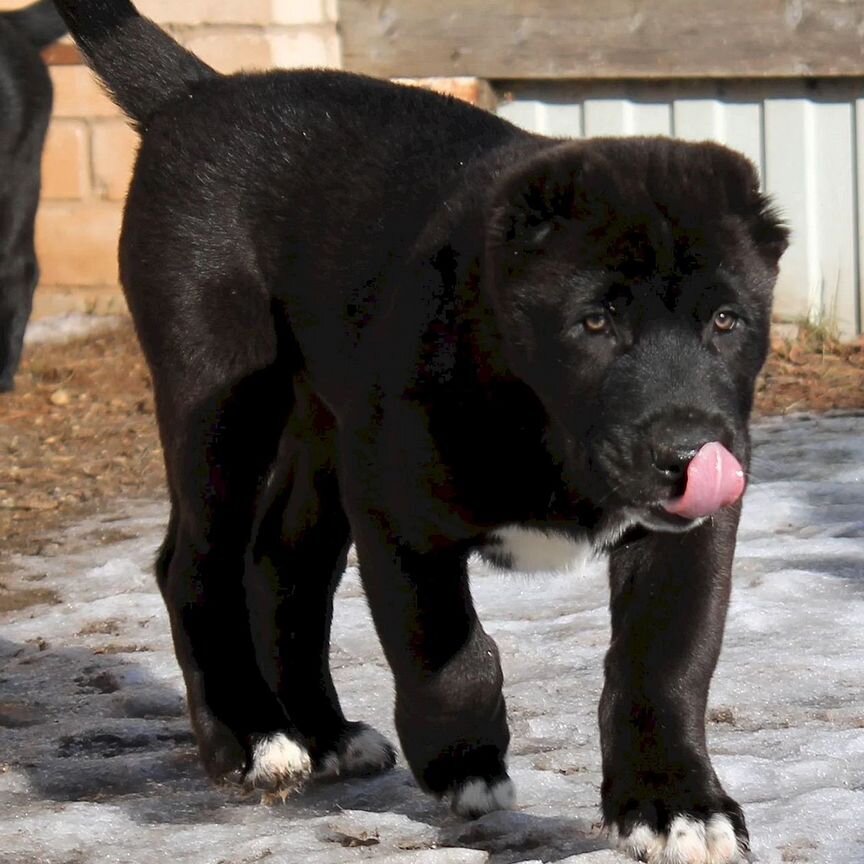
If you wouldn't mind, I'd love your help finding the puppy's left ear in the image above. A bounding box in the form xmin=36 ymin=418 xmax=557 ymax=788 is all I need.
xmin=747 ymin=194 xmax=789 ymax=270
xmin=714 ymin=147 xmax=789 ymax=269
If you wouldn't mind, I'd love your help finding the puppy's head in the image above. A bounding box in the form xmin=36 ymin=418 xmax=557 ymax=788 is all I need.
xmin=485 ymin=137 xmax=788 ymax=531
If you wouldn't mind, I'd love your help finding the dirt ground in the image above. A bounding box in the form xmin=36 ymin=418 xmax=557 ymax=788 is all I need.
xmin=0 ymin=322 xmax=160 ymax=558
xmin=2 ymin=317 xmax=864 ymax=558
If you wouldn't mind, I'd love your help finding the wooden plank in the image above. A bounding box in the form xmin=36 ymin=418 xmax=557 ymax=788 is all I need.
xmin=341 ymin=0 xmax=864 ymax=79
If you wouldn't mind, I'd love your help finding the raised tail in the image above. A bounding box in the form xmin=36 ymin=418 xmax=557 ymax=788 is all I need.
xmin=3 ymin=0 xmax=67 ymax=48
xmin=51 ymin=0 xmax=217 ymax=127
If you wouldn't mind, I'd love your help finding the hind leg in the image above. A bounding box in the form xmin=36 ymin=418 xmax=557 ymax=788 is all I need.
xmin=137 ymin=264 xmax=322 ymax=787
xmin=152 ymin=333 xmax=313 ymax=790
xmin=246 ymin=389 xmax=395 ymax=782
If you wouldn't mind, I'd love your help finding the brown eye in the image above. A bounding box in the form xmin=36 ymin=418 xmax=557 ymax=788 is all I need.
xmin=713 ymin=310 xmax=739 ymax=333
xmin=583 ymin=312 xmax=610 ymax=334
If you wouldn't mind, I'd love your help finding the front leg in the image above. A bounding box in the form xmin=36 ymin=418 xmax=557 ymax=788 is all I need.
xmin=352 ymin=523 xmax=513 ymax=818
xmin=601 ymin=507 xmax=748 ymax=863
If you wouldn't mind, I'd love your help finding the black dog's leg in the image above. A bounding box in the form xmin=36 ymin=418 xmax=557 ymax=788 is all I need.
xmin=351 ymin=526 xmax=512 ymax=817
xmin=0 ymin=250 xmax=37 ymax=392
xmin=156 ymin=366 xmax=314 ymax=792
xmin=246 ymin=404 xmax=395 ymax=781
xmin=601 ymin=507 xmax=748 ymax=863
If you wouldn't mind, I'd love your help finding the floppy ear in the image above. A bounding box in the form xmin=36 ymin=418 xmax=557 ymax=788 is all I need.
xmin=487 ymin=143 xmax=583 ymax=250
xmin=747 ymin=195 xmax=789 ymax=269
xmin=708 ymin=144 xmax=789 ymax=269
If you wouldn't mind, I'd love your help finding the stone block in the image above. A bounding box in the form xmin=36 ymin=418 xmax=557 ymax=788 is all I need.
xmin=91 ymin=121 xmax=139 ymax=201
xmin=41 ymin=120 xmax=90 ymax=200
xmin=268 ymin=26 xmax=341 ymax=69
xmin=36 ymin=202 xmax=123 ymax=287
xmin=50 ymin=65 xmax=121 ymax=119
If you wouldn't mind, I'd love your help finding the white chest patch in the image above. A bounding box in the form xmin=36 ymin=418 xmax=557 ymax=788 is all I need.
xmin=484 ymin=526 xmax=592 ymax=574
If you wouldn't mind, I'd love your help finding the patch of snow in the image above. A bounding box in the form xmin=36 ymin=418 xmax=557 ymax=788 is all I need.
xmin=0 ymin=415 xmax=862 ymax=862
xmin=23 ymin=313 xmax=124 ymax=346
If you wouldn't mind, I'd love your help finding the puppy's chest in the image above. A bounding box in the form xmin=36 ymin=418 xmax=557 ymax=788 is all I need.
xmin=479 ymin=526 xmax=592 ymax=574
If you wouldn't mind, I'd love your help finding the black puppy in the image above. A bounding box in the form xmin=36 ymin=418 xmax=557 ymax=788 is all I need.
xmin=54 ymin=1 xmax=788 ymax=860
xmin=0 ymin=0 xmax=66 ymax=391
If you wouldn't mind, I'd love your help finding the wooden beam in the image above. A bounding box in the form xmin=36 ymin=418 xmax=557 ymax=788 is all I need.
xmin=340 ymin=0 xmax=864 ymax=79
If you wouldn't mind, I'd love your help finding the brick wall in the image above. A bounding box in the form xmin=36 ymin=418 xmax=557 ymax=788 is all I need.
xmin=0 ymin=0 xmax=341 ymax=318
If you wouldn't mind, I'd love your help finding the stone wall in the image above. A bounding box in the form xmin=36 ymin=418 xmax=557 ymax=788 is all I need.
xmin=0 ymin=0 xmax=341 ymax=317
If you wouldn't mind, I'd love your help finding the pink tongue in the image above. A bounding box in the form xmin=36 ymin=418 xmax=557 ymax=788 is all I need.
xmin=662 ymin=442 xmax=745 ymax=520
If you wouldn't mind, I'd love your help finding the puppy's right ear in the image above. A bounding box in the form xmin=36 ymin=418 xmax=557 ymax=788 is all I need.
xmin=487 ymin=143 xmax=584 ymax=251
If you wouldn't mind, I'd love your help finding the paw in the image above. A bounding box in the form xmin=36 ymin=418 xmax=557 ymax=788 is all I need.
xmin=316 ymin=722 xmax=397 ymax=779
xmin=448 ymin=776 xmax=516 ymax=819
xmin=244 ymin=732 xmax=313 ymax=793
xmin=618 ymin=814 xmax=747 ymax=864
xmin=190 ymin=706 xmax=249 ymax=785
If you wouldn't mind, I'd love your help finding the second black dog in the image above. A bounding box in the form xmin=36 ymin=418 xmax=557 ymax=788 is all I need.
xmin=0 ymin=0 xmax=66 ymax=391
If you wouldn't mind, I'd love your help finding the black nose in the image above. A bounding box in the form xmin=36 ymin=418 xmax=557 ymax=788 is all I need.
xmin=651 ymin=444 xmax=698 ymax=480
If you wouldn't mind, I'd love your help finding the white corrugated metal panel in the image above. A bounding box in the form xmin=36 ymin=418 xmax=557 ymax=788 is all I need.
xmin=498 ymin=80 xmax=864 ymax=336
xmin=857 ymin=98 xmax=864 ymax=330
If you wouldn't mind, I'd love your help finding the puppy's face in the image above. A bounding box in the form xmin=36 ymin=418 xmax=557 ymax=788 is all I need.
xmin=486 ymin=138 xmax=788 ymax=531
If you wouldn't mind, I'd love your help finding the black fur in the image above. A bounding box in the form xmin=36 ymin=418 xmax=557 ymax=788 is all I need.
xmin=54 ymin=0 xmax=788 ymax=853
xmin=0 ymin=0 xmax=66 ymax=391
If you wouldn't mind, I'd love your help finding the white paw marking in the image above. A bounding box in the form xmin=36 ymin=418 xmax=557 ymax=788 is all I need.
xmin=316 ymin=726 xmax=395 ymax=778
xmin=621 ymin=815 xmax=744 ymax=864
xmin=450 ymin=777 xmax=516 ymax=817
xmin=623 ymin=822 xmax=665 ymax=862
xmin=484 ymin=526 xmax=590 ymax=574
xmin=245 ymin=733 xmax=312 ymax=791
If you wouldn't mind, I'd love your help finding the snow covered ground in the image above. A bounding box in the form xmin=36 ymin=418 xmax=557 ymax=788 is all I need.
xmin=1 ymin=413 xmax=863 ymax=864
xmin=23 ymin=313 xmax=125 ymax=346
